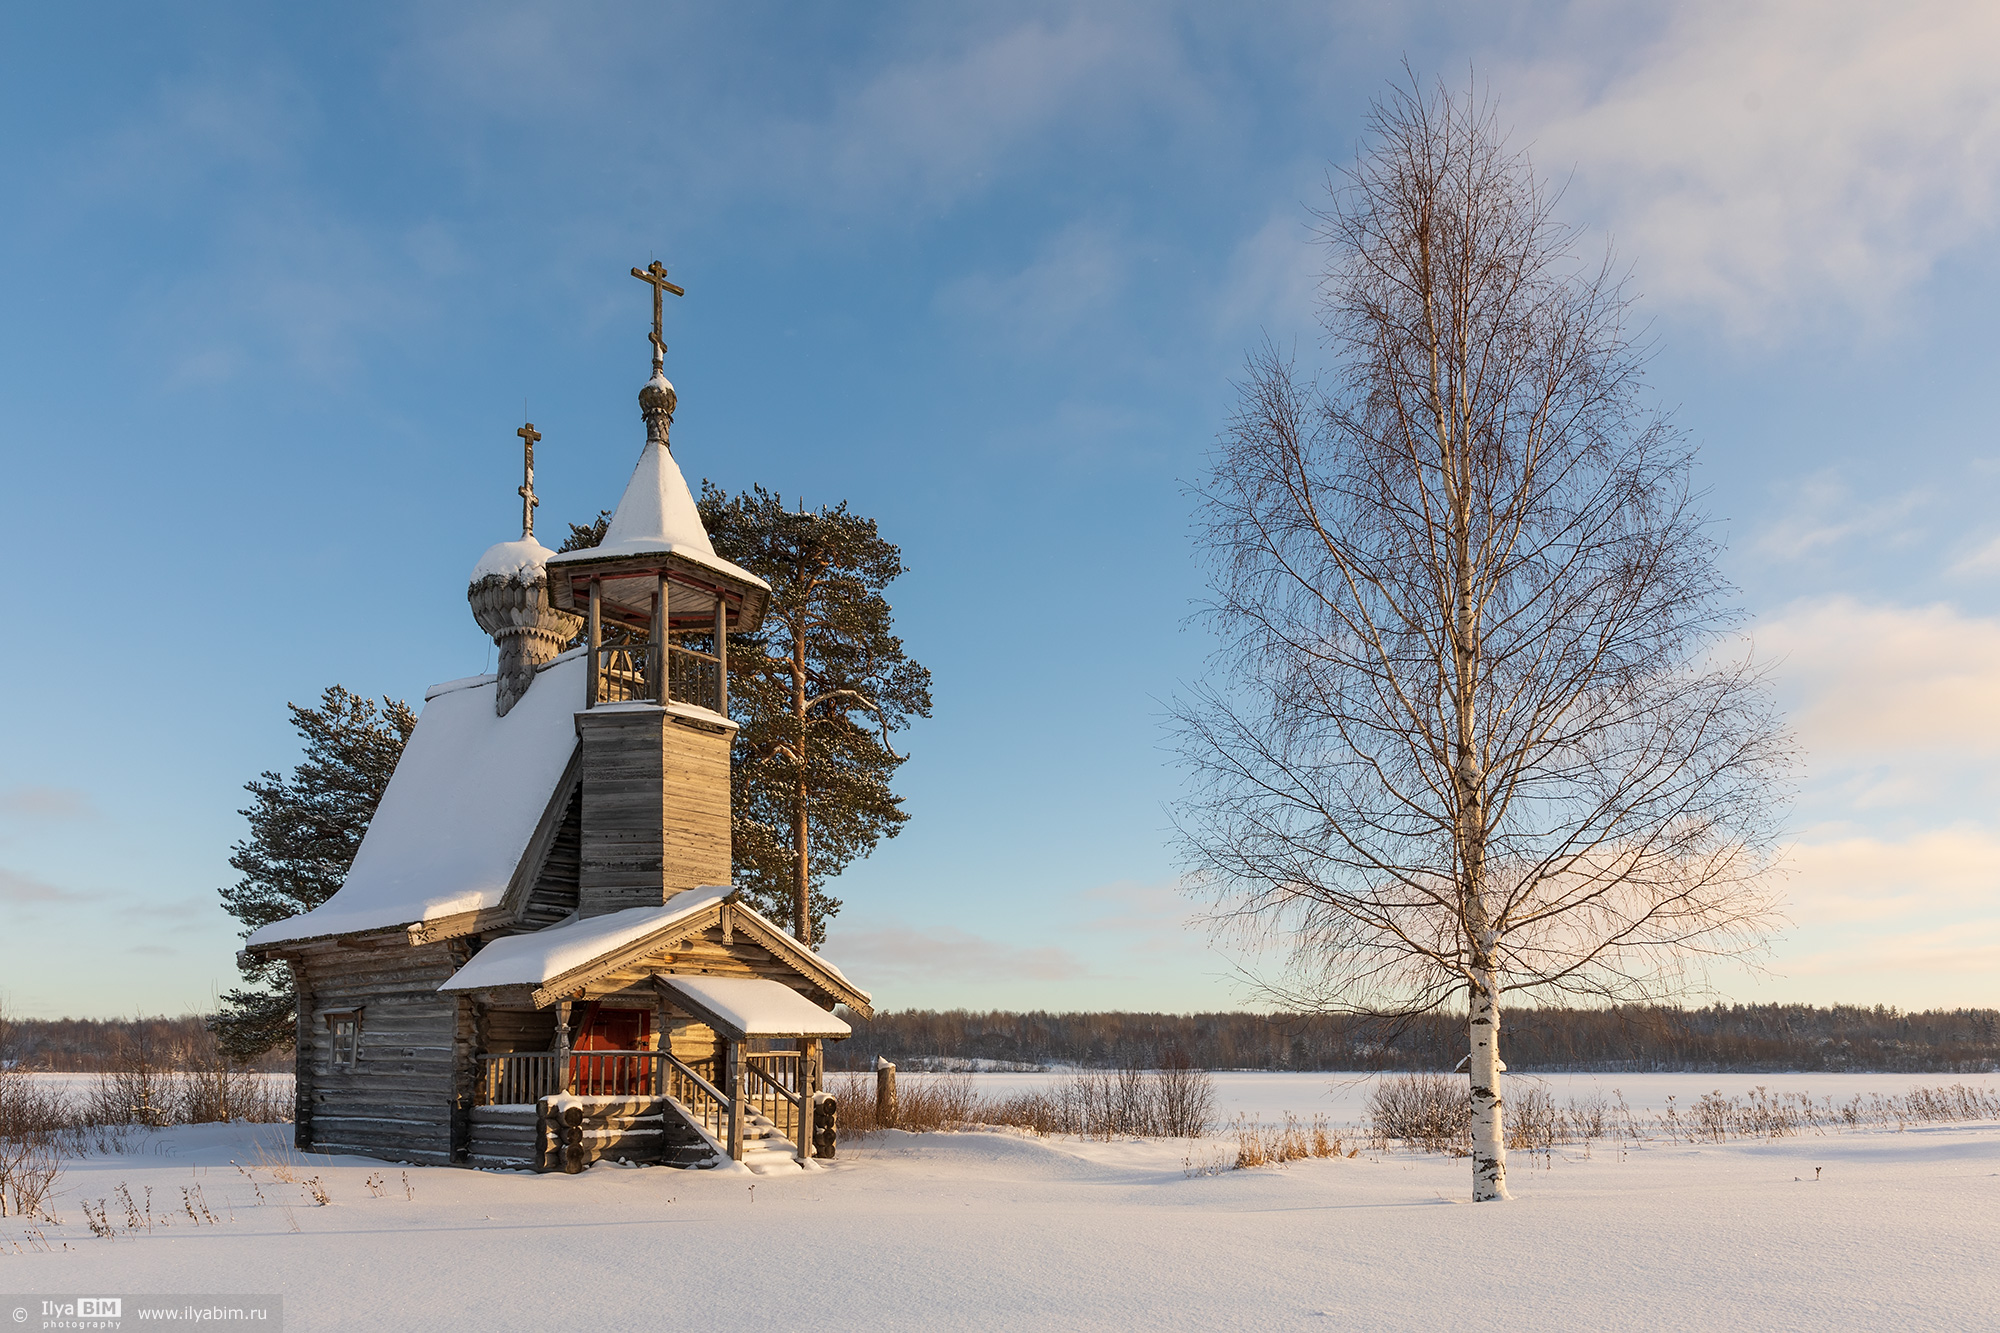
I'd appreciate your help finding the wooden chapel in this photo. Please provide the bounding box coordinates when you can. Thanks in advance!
[245,264,869,1172]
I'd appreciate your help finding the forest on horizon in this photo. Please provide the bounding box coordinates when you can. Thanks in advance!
[5,1004,1996,1075]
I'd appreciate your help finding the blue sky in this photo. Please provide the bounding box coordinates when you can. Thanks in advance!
[3,2,1998,1020]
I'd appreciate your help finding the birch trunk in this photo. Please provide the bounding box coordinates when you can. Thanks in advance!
[1469,970,1509,1201]
[792,627,812,947]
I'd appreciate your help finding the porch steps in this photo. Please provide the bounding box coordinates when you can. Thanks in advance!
[469,1098,806,1172]
[740,1111,807,1175]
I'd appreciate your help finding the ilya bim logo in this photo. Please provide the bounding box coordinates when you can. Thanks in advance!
[26,1298,121,1323]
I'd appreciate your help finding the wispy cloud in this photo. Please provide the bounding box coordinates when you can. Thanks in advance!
[0,868,92,905]
[936,220,1134,348]
[1752,472,1926,562]
[824,925,1087,984]
[1510,0,2000,334]
[1783,918,2000,982]
[1212,207,1324,341]
[0,787,94,820]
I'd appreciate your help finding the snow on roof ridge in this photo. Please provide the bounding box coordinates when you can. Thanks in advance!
[426,673,498,701]
[248,654,585,948]
[597,437,712,557]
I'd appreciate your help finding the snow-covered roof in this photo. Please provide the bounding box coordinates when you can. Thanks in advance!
[435,888,732,994]
[658,975,852,1039]
[246,653,585,947]
[470,536,556,585]
[544,435,768,592]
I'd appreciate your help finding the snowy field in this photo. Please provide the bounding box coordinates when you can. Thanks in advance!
[5,1072,1997,1331]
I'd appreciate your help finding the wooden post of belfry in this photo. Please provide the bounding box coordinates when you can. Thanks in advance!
[876,1057,897,1130]
[714,593,728,715]
[650,583,665,706]
[586,579,602,708]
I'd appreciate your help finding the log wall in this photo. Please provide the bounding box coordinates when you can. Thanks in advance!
[294,939,471,1165]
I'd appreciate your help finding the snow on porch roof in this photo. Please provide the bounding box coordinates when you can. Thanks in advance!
[658,974,853,1040]
[246,652,587,948]
[436,888,732,994]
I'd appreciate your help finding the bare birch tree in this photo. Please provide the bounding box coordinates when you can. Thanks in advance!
[1173,75,1791,1201]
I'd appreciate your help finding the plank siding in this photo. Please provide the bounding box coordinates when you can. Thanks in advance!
[577,707,731,918]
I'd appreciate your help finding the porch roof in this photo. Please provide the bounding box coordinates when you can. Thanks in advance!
[655,975,852,1040]
[438,888,732,994]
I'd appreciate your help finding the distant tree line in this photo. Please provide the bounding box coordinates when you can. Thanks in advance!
[0,1014,291,1073]
[831,1005,2000,1074]
[16,1005,1993,1075]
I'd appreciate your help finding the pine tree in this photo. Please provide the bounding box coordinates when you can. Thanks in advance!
[212,687,416,1059]
[562,488,932,945]
[703,485,931,946]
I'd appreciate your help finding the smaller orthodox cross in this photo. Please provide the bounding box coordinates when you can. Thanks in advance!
[631,260,685,373]
[516,421,541,539]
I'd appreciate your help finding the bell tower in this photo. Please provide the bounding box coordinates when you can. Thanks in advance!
[541,263,771,917]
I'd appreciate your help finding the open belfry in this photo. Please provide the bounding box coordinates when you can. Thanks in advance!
[246,264,870,1173]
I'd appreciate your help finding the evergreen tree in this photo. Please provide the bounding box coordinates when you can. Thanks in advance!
[704,485,931,946]
[213,687,416,1059]
[563,488,932,945]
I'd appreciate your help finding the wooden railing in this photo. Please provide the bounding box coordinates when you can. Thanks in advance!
[568,1050,664,1098]
[480,1053,564,1107]
[479,1051,695,1105]
[587,640,725,713]
[743,1053,803,1147]
[665,1052,730,1141]
[592,642,659,705]
[480,1050,807,1164]
[667,645,722,713]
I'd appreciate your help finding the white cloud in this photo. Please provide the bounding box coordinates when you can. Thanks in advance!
[1759,597,2000,766]
[1510,0,2000,333]
[1784,826,2000,925]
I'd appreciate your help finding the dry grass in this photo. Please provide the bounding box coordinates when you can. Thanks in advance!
[1232,1112,1348,1167]
[1366,1072,1472,1153]
[828,1064,1219,1142]
[1364,1072,2000,1156]
[84,1027,291,1127]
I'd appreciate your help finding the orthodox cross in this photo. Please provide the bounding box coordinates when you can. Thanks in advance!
[631,260,685,373]
[516,421,541,539]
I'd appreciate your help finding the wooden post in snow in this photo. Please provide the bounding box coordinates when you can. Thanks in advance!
[555,999,573,1095]
[876,1057,897,1130]
[725,1038,746,1161]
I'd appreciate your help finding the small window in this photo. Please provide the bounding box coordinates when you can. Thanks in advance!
[328,1014,361,1070]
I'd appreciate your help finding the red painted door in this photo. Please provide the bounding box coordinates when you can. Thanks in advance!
[571,1007,652,1094]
